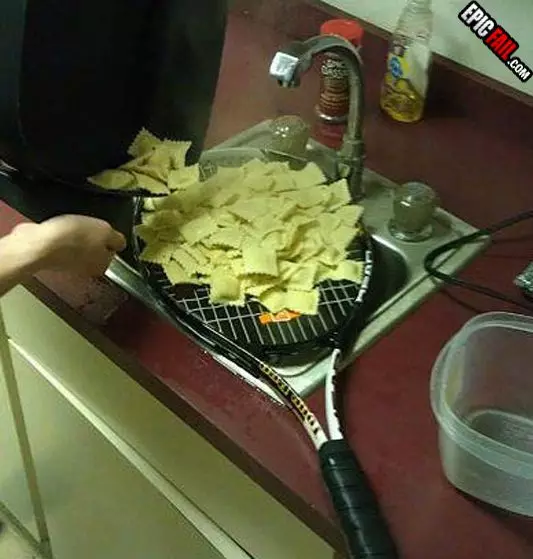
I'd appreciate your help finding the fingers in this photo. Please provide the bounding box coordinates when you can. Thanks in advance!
[106,228,127,252]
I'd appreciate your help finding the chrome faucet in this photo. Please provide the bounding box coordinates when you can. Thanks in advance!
[269,35,366,201]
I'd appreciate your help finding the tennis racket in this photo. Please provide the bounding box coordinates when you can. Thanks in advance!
[132,195,398,558]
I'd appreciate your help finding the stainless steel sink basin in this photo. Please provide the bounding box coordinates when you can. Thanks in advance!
[106,120,488,402]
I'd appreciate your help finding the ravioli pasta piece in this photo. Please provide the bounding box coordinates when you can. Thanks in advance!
[318,246,344,267]
[182,245,209,269]
[128,128,161,157]
[175,187,211,215]
[261,231,283,251]
[331,224,358,249]
[179,214,218,245]
[288,186,329,209]
[138,217,181,243]
[143,198,156,212]
[226,249,241,260]
[291,213,316,230]
[209,248,228,264]
[163,261,189,285]
[258,289,287,314]
[269,197,297,221]
[172,247,202,276]
[210,188,239,208]
[244,275,277,298]
[168,164,200,191]
[272,173,297,193]
[242,158,266,175]
[164,140,192,169]
[336,204,364,225]
[317,212,341,232]
[143,209,182,229]
[228,198,268,223]
[133,225,158,246]
[252,214,284,238]
[264,161,291,175]
[205,166,245,190]
[327,179,352,209]
[209,208,238,228]
[210,268,244,305]
[290,230,322,261]
[305,205,325,218]
[315,263,335,283]
[283,289,320,315]
[139,242,174,265]
[330,260,364,283]
[242,242,278,276]
[131,172,168,194]
[206,227,243,249]
[138,145,175,182]
[242,174,274,193]
[153,192,184,212]
[230,258,244,276]
[289,262,318,292]
[290,162,326,188]
[122,153,167,182]
[88,169,135,190]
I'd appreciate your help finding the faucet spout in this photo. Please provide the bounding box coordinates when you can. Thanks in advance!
[269,35,366,200]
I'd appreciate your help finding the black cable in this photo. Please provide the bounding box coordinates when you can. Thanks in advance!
[424,209,533,313]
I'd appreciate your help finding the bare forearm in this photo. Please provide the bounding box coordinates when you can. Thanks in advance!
[0,233,41,297]
[0,217,126,298]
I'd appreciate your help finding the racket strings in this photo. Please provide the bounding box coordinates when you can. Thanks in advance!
[146,243,366,351]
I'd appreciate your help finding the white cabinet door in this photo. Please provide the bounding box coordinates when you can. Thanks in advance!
[1,286,335,559]
[9,345,228,559]
[0,339,39,541]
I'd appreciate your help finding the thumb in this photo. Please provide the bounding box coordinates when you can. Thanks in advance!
[106,229,127,252]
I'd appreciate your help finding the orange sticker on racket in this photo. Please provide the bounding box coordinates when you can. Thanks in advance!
[259,310,301,325]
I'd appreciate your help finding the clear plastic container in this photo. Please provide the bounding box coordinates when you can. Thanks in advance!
[431,312,533,516]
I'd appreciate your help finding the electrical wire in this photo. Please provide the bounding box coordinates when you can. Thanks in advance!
[424,209,533,313]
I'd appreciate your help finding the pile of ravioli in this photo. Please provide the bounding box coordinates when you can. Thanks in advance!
[89,128,195,194]
[90,129,365,315]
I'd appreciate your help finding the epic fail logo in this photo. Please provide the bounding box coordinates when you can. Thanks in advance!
[459,2,531,83]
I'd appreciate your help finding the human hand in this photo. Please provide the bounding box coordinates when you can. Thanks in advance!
[9,215,127,277]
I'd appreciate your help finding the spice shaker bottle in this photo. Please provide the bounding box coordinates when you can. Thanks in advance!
[315,19,364,124]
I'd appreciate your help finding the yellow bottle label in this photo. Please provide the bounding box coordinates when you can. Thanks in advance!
[381,44,429,123]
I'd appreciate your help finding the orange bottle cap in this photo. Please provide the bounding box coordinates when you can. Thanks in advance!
[320,19,364,46]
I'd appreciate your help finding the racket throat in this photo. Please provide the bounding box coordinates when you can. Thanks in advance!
[325,349,343,440]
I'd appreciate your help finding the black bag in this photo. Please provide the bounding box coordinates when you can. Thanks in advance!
[0,0,227,184]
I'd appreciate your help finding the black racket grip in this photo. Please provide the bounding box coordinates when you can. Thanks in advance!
[319,440,399,559]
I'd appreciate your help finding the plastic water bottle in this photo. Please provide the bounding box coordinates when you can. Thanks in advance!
[380,0,433,123]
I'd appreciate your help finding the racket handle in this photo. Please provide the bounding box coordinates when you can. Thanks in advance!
[319,440,399,559]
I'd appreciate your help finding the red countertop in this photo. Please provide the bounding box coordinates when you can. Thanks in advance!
[3,4,533,558]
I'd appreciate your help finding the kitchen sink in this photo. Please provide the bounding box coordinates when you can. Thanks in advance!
[106,120,488,402]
